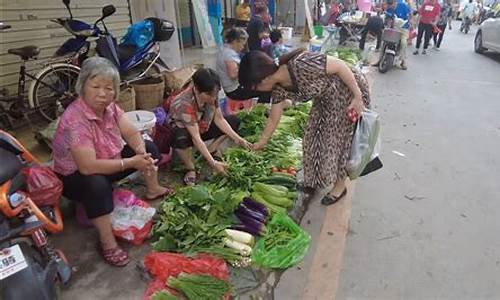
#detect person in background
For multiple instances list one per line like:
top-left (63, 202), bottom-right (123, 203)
top-left (433, 0), bottom-right (452, 50)
top-left (236, 0), bottom-right (252, 26)
top-left (359, 13), bottom-right (385, 52)
top-left (413, 0), bottom-right (441, 55)
top-left (168, 68), bottom-right (251, 186)
top-left (216, 28), bottom-right (271, 103)
top-left (52, 57), bottom-right (172, 267)
top-left (269, 29), bottom-right (289, 61)
top-left (246, 5), bottom-right (271, 51)
top-left (207, 0), bottom-right (223, 46)
top-left (461, 0), bottom-right (476, 28)
top-left (239, 50), bottom-right (370, 206)
top-left (395, 0), bottom-right (412, 69)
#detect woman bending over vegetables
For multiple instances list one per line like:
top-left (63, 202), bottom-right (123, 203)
top-left (168, 68), bottom-right (251, 185)
top-left (52, 57), bottom-right (172, 267)
top-left (239, 50), bottom-right (370, 206)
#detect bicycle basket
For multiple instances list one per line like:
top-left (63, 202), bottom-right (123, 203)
top-left (382, 28), bottom-right (401, 43)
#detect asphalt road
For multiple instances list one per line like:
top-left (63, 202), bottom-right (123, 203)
top-left (338, 21), bottom-right (500, 300)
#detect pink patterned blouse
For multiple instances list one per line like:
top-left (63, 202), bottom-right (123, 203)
top-left (52, 98), bottom-right (125, 176)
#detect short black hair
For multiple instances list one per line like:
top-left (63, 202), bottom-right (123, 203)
top-left (192, 68), bottom-right (221, 93)
top-left (270, 29), bottom-right (282, 43)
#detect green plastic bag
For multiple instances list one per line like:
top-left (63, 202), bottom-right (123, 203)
top-left (252, 213), bottom-right (311, 269)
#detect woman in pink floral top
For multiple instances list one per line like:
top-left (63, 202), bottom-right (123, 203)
top-left (52, 57), bottom-right (171, 267)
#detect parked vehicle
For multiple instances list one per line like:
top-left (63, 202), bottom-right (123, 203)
top-left (54, 0), bottom-right (175, 83)
top-left (0, 130), bottom-right (71, 300)
top-left (378, 21), bottom-right (402, 73)
top-left (0, 24), bottom-right (80, 127)
top-left (474, 10), bottom-right (500, 53)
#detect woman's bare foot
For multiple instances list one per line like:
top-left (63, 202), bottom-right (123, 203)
top-left (145, 185), bottom-right (173, 200)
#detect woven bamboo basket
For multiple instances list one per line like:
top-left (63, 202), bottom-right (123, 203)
top-left (116, 86), bottom-right (136, 112)
top-left (132, 77), bottom-right (165, 110)
top-left (162, 66), bottom-right (197, 94)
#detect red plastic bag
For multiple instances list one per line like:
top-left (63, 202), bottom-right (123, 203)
top-left (22, 166), bottom-right (63, 207)
top-left (111, 189), bottom-right (155, 245)
top-left (143, 252), bottom-right (230, 300)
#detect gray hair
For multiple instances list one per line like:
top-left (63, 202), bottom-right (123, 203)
top-left (75, 57), bottom-right (120, 98)
top-left (224, 27), bottom-right (249, 44)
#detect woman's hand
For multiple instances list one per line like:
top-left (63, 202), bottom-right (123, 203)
top-left (251, 139), bottom-right (268, 151)
top-left (234, 137), bottom-right (252, 149)
top-left (212, 161), bottom-right (228, 176)
top-left (347, 95), bottom-right (365, 121)
top-left (129, 153), bottom-right (155, 172)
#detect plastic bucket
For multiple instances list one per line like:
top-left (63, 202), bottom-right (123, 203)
top-left (279, 27), bottom-right (293, 41)
top-left (313, 25), bottom-right (324, 38)
top-left (125, 110), bottom-right (157, 133)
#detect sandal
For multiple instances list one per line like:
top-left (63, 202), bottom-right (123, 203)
top-left (145, 186), bottom-right (175, 201)
top-left (101, 246), bottom-right (130, 267)
top-left (183, 169), bottom-right (196, 186)
top-left (321, 188), bottom-right (347, 206)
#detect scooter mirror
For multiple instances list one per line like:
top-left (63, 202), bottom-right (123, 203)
top-left (102, 5), bottom-right (116, 18)
top-left (63, 0), bottom-right (70, 6)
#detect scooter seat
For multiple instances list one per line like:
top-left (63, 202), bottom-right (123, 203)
top-left (117, 44), bottom-right (136, 63)
top-left (7, 46), bottom-right (40, 60)
top-left (0, 148), bottom-right (24, 186)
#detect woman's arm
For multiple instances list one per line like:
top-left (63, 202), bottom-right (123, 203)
top-left (253, 101), bottom-right (285, 150)
top-left (118, 115), bottom-right (146, 154)
top-left (213, 108), bottom-right (250, 147)
top-left (326, 56), bottom-right (365, 114)
top-left (71, 147), bottom-right (151, 175)
top-left (225, 60), bottom-right (239, 80)
top-left (185, 123), bottom-right (217, 167)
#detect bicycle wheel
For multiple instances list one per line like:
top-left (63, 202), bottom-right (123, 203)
top-left (29, 63), bottom-right (80, 122)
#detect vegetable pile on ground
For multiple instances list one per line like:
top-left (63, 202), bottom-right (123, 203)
top-left (149, 102), bottom-right (314, 297)
top-left (326, 47), bottom-right (362, 66)
top-left (167, 273), bottom-right (231, 300)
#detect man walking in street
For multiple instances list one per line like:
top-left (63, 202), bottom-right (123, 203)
top-left (433, 0), bottom-right (453, 50)
top-left (413, 0), bottom-right (441, 55)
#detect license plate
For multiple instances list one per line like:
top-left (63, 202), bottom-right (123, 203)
top-left (0, 244), bottom-right (28, 280)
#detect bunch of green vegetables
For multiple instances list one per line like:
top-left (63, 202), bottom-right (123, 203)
top-left (236, 104), bottom-right (268, 138)
top-left (151, 290), bottom-right (179, 300)
top-left (151, 185), bottom-right (245, 263)
top-left (215, 147), bottom-right (271, 190)
top-left (326, 48), bottom-right (362, 66)
top-left (251, 182), bottom-right (297, 214)
top-left (167, 273), bottom-right (231, 300)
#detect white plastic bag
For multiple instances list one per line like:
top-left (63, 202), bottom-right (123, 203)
top-left (347, 109), bottom-right (380, 180)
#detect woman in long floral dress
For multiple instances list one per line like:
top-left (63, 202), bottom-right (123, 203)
top-left (239, 49), bottom-right (370, 205)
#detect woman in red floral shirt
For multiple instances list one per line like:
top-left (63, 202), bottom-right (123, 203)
top-left (168, 68), bottom-right (251, 185)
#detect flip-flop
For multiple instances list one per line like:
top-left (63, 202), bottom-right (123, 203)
top-left (183, 170), bottom-right (196, 186)
top-left (145, 186), bottom-right (175, 201)
top-left (321, 188), bottom-right (347, 206)
top-left (101, 246), bottom-right (129, 267)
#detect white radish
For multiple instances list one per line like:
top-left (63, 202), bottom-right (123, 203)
top-left (225, 229), bottom-right (255, 245)
top-left (224, 238), bottom-right (252, 256)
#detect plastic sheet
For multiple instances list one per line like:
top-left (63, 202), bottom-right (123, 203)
top-left (252, 213), bottom-right (311, 269)
top-left (111, 189), bottom-right (155, 245)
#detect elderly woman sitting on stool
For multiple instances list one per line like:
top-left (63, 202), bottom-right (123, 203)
top-left (52, 57), bottom-right (172, 267)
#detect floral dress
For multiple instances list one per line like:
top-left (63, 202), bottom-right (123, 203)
top-left (272, 52), bottom-right (371, 189)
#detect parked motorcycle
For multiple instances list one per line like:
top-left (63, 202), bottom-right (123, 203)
top-left (0, 130), bottom-right (71, 300)
top-left (378, 27), bottom-right (402, 73)
top-left (53, 0), bottom-right (175, 82)
top-left (460, 16), bottom-right (472, 33)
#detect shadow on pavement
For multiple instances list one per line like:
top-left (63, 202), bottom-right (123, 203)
top-left (481, 52), bottom-right (500, 63)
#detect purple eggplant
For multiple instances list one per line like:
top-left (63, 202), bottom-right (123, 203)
top-left (236, 204), bottom-right (267, 224)
top-left (242, 197), bottom-right (269, 217)
top-left (234, 212), bottom-right (267, 236)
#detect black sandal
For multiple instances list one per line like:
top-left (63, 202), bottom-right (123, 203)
top-left (183, 169), bottom-right (196, 186)
top-left (321, 188), bottom-right (347, 206)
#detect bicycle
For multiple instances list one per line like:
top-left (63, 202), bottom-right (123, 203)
top-left (0, 24), bottom-right (80, 129)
